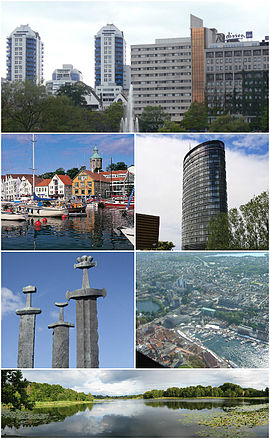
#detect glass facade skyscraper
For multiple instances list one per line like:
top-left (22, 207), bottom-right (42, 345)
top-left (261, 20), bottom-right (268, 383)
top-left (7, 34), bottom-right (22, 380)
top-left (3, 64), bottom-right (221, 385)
top-left (182, 140), bottom-right (228, 250)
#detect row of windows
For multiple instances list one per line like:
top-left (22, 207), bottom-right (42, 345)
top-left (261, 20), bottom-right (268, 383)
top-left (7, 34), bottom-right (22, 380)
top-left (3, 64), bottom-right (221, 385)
top-left (132, 79), bottom-right (191, 85)
top-left (132, 72), bottom-right (191, 79)
top-left (206, 49), bottom-right (268, 58)
top-left (132, 45), bottom-right (191, 51)
top-left (136, 92), bottom-right (191, 97)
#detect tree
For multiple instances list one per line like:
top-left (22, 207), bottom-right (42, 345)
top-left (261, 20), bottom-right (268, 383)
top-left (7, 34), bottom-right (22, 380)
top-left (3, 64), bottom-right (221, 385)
top-left (207, 191), bottom-right (269, 250)
top-left (55, 168), bottom-right (65, 175)
top-left (152, 241), bottom-right (175, 250)
top-left (209, 114), bottom-right (250, 132)
top-left (67, 168), bottom-right (80, 180)
top-left (1, 81), bottom-right (47, 131)
top-left (106, 162), bottom-right (128, 171)
top-left (56, 82), bottom-right (89, 107)
top-left (259, 105), bottom-right (269, 132)
top-left (103, 102), bottom-right (124, 132)
top-left (158, 120), bottom-right (185, 132)
top-left (139, 106), bottom-right (169, 132)
top-left (39, 95), bottom-right (89, 132)
top-left (1, 370), bottom-right (33, 410)
top-left (179, 102), bottom-right (208, 132)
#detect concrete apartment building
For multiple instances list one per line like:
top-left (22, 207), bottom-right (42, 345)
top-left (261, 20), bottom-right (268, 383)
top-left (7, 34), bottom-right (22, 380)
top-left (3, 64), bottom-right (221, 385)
top-left (46, 64), bottom-right (83, 95)
top-left (131, 37), bottom-right (192, 121)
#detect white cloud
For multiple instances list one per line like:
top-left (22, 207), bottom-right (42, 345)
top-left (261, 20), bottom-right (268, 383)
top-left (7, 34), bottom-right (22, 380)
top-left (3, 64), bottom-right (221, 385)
top-left (136, 134), bottom-right (268, 250)
top-left (1, 287), bottom-right (24, 314)
top-left (1, 1), bottom-right (269, 86)
top-left (22, 369), bottom-right (268, 394)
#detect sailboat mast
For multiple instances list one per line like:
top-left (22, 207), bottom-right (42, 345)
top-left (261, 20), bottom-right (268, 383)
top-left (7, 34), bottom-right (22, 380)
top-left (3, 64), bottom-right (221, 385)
top-left (32, 134), bottom-right (36, 197)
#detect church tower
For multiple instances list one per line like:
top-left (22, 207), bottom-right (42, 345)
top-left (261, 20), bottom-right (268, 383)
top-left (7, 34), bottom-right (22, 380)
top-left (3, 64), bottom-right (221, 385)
top-left (90, 146), bottom-right (102, 172)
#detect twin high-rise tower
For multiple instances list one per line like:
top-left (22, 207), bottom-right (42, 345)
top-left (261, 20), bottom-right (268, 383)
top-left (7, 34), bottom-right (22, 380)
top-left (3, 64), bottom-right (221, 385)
top-left (7, 24), bottom-right (43, 83)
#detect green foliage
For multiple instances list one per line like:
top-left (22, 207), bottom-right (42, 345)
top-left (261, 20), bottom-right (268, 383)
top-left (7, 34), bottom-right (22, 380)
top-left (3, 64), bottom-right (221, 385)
top-left (28, 381), bottom-right (93, 403)
top-left (103, 102), bottom-right (124, 132)
top-left (143, 383), bottom-right (267, 399)
top-left (1, 80), bottom-right (46, 131)
top-left (179, 103), bottom-right (208, 132)
top-left (207, 191), bottom-right (269, 250)
top-left (106, 162), bottom-right (128, 171)
top-left (1, 82), bottom-right (123, 133)
top-left (209, 114), bottom-right (250, 132)
top-left (152, 241), bottom-right (175, 250)
top-left (66, 168), bottom-right (80, 180)
top-left (1, 370), bottom-right (33, 411)
top-left (259, 105), bottom-right (269, 132)
top-left (39, 95), bottom-right (88, 132)
top-left (139, 106), bottom-right (169, 132)
top-left (56, 82), bottom-right (89, 107)
top-left (158, 120), bottom-right (184, 132)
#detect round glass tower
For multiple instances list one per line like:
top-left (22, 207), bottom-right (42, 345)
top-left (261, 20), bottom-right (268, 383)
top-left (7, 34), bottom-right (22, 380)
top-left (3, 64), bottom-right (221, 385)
top-left (182, 140), bottom-right (228, 250)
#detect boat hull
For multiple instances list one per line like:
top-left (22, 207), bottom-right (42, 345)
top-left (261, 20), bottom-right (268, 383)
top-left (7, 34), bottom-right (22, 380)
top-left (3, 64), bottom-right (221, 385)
top-left (1, 212), bottom-right (27, 221)
top-left (26, 206), bottom-right (68, 217)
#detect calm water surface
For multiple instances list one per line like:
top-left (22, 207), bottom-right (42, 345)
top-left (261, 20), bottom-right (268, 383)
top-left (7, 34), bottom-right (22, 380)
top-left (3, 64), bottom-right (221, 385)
top-left (1, 399), bottom-right (268, 437)
top-left (195, 333), bottom-right (269, 368)
top-left (137, 299), bottom-right (161, 313)
top-left (1, 208), bottom-right (133, 250)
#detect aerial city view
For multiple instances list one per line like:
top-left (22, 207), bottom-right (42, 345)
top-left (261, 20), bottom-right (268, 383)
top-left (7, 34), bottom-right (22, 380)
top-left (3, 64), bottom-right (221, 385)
top-left (136, 252), bottom-right (269, 368)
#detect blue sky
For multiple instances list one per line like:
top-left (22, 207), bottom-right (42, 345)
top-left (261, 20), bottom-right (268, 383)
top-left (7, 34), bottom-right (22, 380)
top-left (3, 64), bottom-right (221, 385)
top-left (1, 251), bottom-right (134, 368)
top-left (1, 0), bottom-right (269, 86)
top-left (136, 133), bottom-right (269, 249)
top-left (1, 134), bottom-right (134, 175)
top-left (20, 369), bottom-right (269, 396)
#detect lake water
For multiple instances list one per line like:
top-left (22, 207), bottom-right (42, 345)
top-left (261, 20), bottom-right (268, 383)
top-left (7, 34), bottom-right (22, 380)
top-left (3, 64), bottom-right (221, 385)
top-left (1, 399), bottom-right (268, 437)
top-left (1, 207), bottom-right (133, 250)
top-left (137, 299), bottom-right (161, 313)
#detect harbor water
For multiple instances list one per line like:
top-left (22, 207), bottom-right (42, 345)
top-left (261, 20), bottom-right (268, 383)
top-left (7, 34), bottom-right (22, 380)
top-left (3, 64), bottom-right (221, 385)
top-left (1, 207), bottom-right (134, 250)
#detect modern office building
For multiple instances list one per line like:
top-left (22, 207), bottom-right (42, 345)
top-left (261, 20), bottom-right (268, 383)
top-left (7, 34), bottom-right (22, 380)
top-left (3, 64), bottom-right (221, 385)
top-left (204, 37), bottom-right (269, 123)
top-left (6, 24), bottom-right (43, 83)
top-left (95, 24), bottom-right (127, 107)
top-left (131, 14), bottom-right (268, 123)
top-left (46, 64), bottom-right (83, 95)
top-left (190, 14), bottom-right (269, 122)
top-left (182, 140), bottom-right (228, 250)
top-left (131, 37), bottom-right (192, 121)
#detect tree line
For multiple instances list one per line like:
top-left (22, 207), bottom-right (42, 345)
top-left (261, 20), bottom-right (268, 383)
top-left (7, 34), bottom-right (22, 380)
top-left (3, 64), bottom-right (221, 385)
top-left (1, 370), bottom-right (93, 411)
top-left (143, 383), bottom-right (269, 399)
top-left (2, 81), bottom-right (268, 133)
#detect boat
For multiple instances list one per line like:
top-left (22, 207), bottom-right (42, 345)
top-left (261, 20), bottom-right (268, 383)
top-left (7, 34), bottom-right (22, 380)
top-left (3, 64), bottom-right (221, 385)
top-left (102, 199), bottom-right (135, 209)
top-left (67, 202), bottom-right (86, 214)
top-left (1, 210), bottom-right (28, 221)
top-left (118, 227), bottom-right (134, 246)
top-left (1, 203), bottom-right (28, 221)
top-left (25, 201), bottom-right (68, 217)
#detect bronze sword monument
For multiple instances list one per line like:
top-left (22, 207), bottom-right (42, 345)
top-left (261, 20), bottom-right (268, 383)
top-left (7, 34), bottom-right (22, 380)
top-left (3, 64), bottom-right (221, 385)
top-left (66, 255), bottom-right (106, 368)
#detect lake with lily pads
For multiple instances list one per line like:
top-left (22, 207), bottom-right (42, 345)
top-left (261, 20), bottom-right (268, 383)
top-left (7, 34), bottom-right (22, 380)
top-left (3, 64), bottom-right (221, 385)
top-left (1, 398), bottom-right (268, 437)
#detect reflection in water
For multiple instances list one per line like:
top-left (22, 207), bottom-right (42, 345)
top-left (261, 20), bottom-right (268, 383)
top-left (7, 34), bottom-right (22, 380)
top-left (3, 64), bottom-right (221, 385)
top-left (1, 399), bottom-right (268, 438)
top-left (144, 398), bottom-right (266, 411)
top-left (1, 208), bottom-right (134, 250)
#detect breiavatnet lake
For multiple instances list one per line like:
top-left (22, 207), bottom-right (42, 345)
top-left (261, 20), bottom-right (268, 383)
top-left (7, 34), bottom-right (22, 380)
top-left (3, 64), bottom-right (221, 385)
top-left (1, 398), bottom-right (268, 437)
